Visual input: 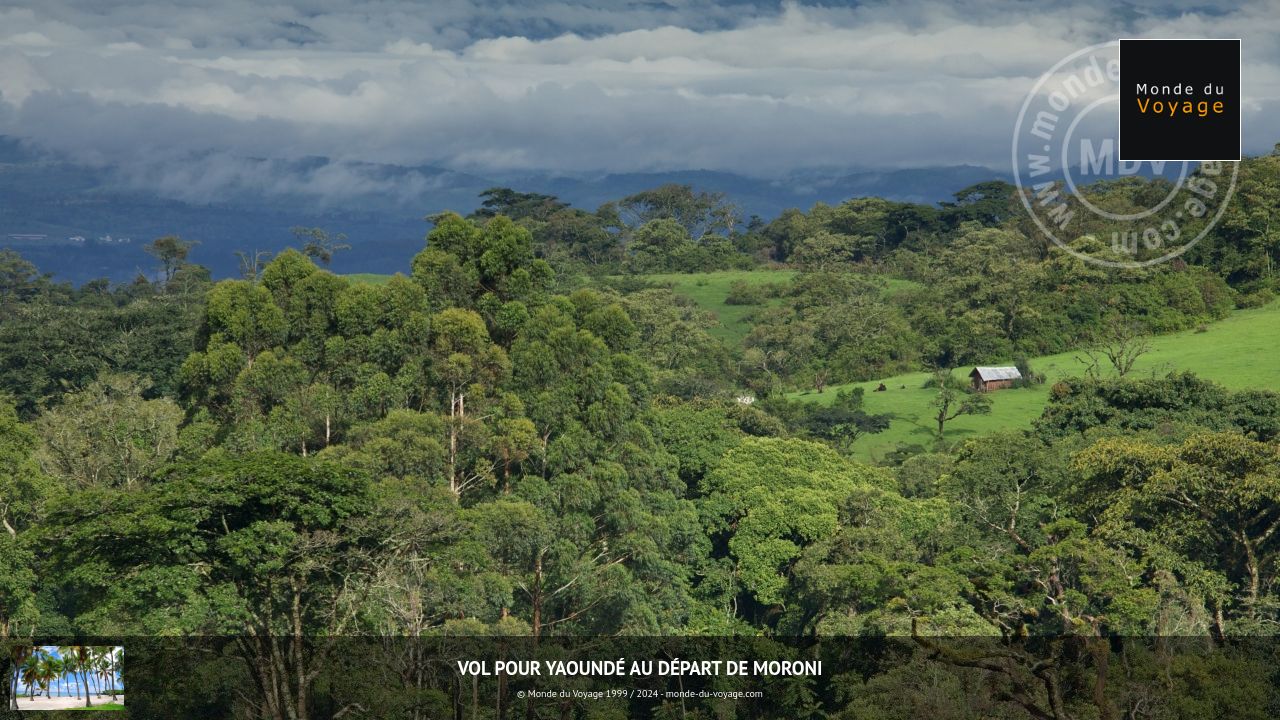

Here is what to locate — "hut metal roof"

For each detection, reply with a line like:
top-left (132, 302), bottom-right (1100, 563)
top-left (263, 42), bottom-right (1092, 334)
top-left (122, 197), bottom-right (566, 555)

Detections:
top-left (971, 366), bottom-right (1022, 381)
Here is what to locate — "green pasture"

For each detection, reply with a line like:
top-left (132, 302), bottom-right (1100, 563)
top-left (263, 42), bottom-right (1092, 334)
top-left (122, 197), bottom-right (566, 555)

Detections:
top-left (638, 270), bottom-right (795, 343)
top-left (792, 300), bottom-right (1280, 463)
top-left (639, 270), bottom-right (918, 344)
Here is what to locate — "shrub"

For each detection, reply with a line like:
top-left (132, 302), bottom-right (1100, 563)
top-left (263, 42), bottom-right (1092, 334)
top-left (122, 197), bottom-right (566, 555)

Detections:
top-left (725, 280), bottom-right (768, 306)
top-left (1014, 356), bottom-right (1045, 387)
top-left (1238, 288), bottom-right (1276, 309)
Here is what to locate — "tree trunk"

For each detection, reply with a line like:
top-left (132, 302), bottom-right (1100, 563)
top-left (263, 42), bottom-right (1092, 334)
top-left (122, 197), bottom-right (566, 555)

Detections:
top-left (497, 670), bottom-right (507, 720)
top-left (531, 552), bottom-right (544, 639)
top-left (1088, 638), bottom-right (1117, 720)
top-left (290, 584), bottom-right (307, 717)
top-left (448, 391), bottom-right (463, 498)
top-left (1241, 532), bottom-right (1262, 612)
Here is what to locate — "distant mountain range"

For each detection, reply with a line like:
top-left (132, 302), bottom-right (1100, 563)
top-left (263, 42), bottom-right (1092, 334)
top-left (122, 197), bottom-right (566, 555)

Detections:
top-left (0, 136), bottom-right (1006, 283)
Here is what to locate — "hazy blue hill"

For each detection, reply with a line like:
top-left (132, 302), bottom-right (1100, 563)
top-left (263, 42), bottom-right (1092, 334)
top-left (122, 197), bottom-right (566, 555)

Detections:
top-left (0, 137), bottom-right (1007, 283)
top-left (493, 165), bottom-right (1007, 218)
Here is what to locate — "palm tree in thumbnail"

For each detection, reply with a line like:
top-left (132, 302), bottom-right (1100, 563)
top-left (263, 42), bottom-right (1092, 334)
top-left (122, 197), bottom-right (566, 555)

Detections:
top-left (10, 645), bottom-right (34, 710)
top-left (19, 653), bottom-right (40, 700)
top-left (37, 655), bottom-right (62, 698)
top-left (60, 645), bottom-right (94, 707)
top-left (94, 648), bottom-right (117, 701)
top-left (108, 646), bottom-right (120, 701)
top-left (60, 649), bottom-right (80, 699)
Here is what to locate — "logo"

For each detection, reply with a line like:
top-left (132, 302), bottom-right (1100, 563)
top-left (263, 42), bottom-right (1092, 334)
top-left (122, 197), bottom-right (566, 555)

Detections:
top-left (1119, 39), bottom-right (1241, 162)
top-left (1012, 41), bottom-right (1238, 268)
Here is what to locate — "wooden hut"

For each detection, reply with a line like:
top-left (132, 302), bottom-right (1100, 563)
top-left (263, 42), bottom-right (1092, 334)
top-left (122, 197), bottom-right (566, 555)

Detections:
top-left (969, 366), bottom-right (1022, 392)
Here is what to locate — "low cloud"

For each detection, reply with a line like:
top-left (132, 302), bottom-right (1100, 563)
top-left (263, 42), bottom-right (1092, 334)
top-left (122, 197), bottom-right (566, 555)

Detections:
top-left (2, 0), bottom-right (1278, 202)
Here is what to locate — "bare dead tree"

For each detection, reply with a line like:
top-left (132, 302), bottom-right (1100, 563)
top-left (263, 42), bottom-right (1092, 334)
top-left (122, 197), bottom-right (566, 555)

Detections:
top-left (1095, 315), bottom-right (1152, 377)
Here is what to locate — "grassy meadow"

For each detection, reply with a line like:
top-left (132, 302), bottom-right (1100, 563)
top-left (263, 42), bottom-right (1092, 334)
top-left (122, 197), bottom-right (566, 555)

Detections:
top-left (638, 270), bottom-right (795, 343)
top-left (637, 269), bottom-right (918, 344)
top-left (792, 300), bottom-right (1280, 462)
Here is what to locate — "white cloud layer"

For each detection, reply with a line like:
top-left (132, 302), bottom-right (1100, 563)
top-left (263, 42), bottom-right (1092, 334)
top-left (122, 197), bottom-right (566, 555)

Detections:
top-left (2, 0), bottom-right (1279, 191)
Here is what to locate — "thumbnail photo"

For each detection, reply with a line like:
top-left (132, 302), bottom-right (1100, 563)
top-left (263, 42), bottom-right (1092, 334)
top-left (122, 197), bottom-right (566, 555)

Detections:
top-left (8, 647), bottom-right (123, 712)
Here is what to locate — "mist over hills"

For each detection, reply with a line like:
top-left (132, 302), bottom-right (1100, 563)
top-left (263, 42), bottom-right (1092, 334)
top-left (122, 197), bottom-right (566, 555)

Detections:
top-left (0, 136), bottom-right (1006, 283)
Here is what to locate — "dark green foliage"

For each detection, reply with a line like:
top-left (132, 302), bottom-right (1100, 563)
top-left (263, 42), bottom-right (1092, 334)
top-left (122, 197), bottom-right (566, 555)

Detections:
top-left (43, 451), bottom-right (374, 633)
top-left (1037, 372), bottom-right (1280, 442)
top-left (760, 388), bottom-right (892, 453)
top-left (470, 187), bottom-right (569, 222)
top-left (743, 271), bottom-right (917, 390)
top-left (1013, 356), bottom-right (1044, 387)
top-left (615, 184), bottom-right (738, 239)
top-left (0, 272), bottom-right (204, 418)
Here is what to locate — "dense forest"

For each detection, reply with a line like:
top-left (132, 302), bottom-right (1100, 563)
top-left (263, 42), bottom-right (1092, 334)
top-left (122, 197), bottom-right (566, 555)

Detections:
top-left (3, 151), bottom-right (1280, 719)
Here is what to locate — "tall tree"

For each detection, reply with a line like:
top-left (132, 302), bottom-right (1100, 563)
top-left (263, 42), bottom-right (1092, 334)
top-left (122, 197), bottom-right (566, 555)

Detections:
top-left (615, 184), bottom-right (738, 239)
top-left (429, 308), bottom-right (511, 499)
top-left (143, 236), bottom-right (198, 283)
top-left (1077, 432), bottom-right (1280, 632)
top-left (701, 437), bottom-right (894, 612)
top-left (469, 188), bottom-right (568, 222)
top-left (291, 227), bottom-right (351, 267)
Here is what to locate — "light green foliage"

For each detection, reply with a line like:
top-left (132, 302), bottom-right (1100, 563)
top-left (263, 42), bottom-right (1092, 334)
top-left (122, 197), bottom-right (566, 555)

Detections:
top-left (702, 437), bottom-right (893, 605)
top-left (203, 279), bottom-right (287, 361)
top-left (412, 212), bottom-right (552, 312)
top-left (784, 482), bottom-right (980, 636)
top-left (36, 374), bottom-right (183, 490)
top-left (627, 218), bottom-right (695, 273)
top-left (0, 398), bottom-right (48, 535)
top-left (651, 404), bottom-right (743, 488)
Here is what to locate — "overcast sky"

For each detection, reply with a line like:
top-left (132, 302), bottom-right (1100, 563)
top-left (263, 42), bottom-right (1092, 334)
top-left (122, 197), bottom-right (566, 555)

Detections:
top-left (2, 0), bottom-right (1279, 187)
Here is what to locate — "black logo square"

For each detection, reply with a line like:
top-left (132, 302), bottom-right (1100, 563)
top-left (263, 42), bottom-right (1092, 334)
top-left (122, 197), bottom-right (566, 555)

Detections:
top-left (1119, 39), bottom-right (1240, 161)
